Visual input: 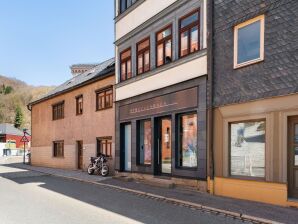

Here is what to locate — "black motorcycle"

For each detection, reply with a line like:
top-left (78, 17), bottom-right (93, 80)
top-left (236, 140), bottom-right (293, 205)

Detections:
top-left (87, 154), bottom-right (109, 177)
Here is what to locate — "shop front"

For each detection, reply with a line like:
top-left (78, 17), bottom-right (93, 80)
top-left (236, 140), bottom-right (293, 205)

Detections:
top-left (115, 77), bottom-right (207, 181)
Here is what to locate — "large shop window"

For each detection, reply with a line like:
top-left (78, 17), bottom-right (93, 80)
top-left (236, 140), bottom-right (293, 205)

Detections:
top-left (137, 38), bottom-right (150, 75)
top-left (97, 137), bottom-right (112, 157)
top-left (156, 25), bottom-right (172, 67)
top-left (53, 141), bottom-right (64, 157)
top-left (234, 15), bottom-right (265, 68)
top-left (179, 10), bottom-right (200, 57)
top-left (178, 113), bottom-right (198, 168)
top-left (229, 120), bottom-right (265, 178)
top-left (96, 87), bottom-right (113, 110)
top-left (138, 120), bottom-right (152, 165)
top-left (52, 101), bottom-right (64, 120)
top-left (120, 48), bottom-right (132, 81)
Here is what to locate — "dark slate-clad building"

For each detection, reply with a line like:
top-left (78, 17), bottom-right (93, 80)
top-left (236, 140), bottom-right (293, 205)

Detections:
top-left (210, 0), bottom-right (298, 206)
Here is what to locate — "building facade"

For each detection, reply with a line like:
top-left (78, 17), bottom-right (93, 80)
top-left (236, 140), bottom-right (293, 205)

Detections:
top-left (0, 123), bottom-right (31, 156)
top-left (114, 0), bottom-right (208, 188)
top-left (211, 0), bottom-right (298, 206)
top-left (29, 59), bottom-right (116, 171)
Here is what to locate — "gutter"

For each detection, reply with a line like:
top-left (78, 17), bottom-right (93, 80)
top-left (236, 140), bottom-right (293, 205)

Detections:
top-left (207, 0), bottom-right (215, 186)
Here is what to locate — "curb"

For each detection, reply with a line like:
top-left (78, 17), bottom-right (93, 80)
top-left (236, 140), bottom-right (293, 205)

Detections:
top-left (15, 165), bottom-right (282, 224)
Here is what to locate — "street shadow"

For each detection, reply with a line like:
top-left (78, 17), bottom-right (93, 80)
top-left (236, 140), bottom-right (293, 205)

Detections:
top-left (0, 163), bottom-right (194, 224)
top-left (1, 163), bottom-right (298, 224)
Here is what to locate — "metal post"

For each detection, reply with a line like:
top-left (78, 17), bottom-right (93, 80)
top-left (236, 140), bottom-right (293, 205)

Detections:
top-left (23, 141), bottom-right (25, 164)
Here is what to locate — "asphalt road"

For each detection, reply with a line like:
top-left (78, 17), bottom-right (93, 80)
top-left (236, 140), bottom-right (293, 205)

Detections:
top-left (0, 164), bottom-right (246, 224)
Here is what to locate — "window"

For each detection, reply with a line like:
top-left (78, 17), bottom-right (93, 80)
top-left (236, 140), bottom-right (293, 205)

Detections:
top-left (137, 38), bottom-right (150, 75)
top-left (53, 141), bottom-right (64, 157)
top-left (156, 25), bottom-right (172, 67)
top-left (178, 113), bottom-right (198, 168)
top-left (52, 101), bottom-right (64, 120)
top-left (120, 0), bottom-right (138, 14)
top-left (97, 137), bottom-right (112, 157)
top-left (76, 95), bottom-right (83, 115)
top-left (96, 87), bottom-right (113, 110)
top-left (138, 120), bottom-right (152, 165)
top-left (120, 48), bottom-right (132, 81)
top-left (230, 120), bottom-right (265, 178)
top-left (179, 10), bottom-right (200, 57)
top-left (234, 15), bottom-right (265, 68)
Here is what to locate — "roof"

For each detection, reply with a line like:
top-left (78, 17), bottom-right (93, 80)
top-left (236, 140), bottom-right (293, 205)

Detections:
top-left (29, 58), bottom-right (115, 106)
top-left (0, 123), bottom-right (24, 136)
top-left (70, 63), bottom-right (99, 68)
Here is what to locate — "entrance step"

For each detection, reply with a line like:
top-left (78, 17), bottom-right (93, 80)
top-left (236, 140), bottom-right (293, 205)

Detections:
top-left (112, 175), bottom-right (134, 182)
top-left (140, 177), bottom-right (175, 189)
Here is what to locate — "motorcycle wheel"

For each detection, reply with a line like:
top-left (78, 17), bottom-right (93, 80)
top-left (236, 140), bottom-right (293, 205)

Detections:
top-left (87, 164), bottom-right (94, 175)
top-left (100, 164), bottom-right (109, 177)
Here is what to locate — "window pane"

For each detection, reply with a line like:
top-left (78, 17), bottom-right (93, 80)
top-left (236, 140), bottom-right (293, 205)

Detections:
top-left (138, 39), bottom-right (149, 52)
top-left (127, 60), bottom-right (132, 79)
top-left (120, 0), bottom-right (126, 13)
top-left (181, 12), bottom-right (199, 28)
top-left (121, 49), bottom-right (131, 60)
top-left (157, 43), bottom-right (164, 66)
top-left (179, 114), bottom-right (197, 167)
top-left (139, 120), bottom-right (152, 165)
top-left (165, 40), bottom-right (172, 64)
top-left (157, 28), bottom-right (171, 41)
top-left (138, 54), bottom-right (143, 74)
top-left (190, 26), bottom-right (199, 53)
top-left (144, 50), bottom-right (150, 72)
top-left (121, 62), bottom-right (126, 81)
top-left (237, 20), bottom-right (261, 64)
top-left (180, 31), bottom-right (189, 57)
top-left (230, 121), bottom-right (265, 177)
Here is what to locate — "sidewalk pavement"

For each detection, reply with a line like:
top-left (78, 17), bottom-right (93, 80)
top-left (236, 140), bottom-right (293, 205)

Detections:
top-left (6, 162), bottom-right (298, 224)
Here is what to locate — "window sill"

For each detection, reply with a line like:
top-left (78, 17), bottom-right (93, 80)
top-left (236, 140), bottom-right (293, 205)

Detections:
top-left (234, 57), bottom-right (264, 69)
top-left (52, 156), bottom-right (65, 159)
top-left (96, 107), bottom-right (113, 112)
top-left (228, 175), bottom-right (265, 182)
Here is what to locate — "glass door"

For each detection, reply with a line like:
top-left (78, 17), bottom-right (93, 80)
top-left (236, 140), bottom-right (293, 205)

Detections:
top-left (288, 116), bottom-right (298, 198)
top-left (159, 117), bottom-right (172, 174)
top-left (124, 124), bottom-right (132, 171)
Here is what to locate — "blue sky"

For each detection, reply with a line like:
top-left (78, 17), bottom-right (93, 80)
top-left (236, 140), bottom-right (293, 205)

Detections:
top-left (0, 0), bottom-right (114, 86)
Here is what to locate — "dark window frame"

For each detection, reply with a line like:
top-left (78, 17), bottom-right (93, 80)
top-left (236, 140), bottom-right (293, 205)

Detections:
top-left (52, 101), bottom-right (65, 120)
top-left (178, 9), bottom-right (200, 58)
top-left (156, 24), bottom-right (173, 67)
top-left (53, 140), bottom-right (64, 158)
top-left (120, 48), bottom-right (132, 82)
top-left (176, 112), bottom-right (198, 170)
top-left (97, 137), bottom-right (112, 157)
top-left (136, 37), bottom-right (150, 75)
top-left (95, 86), bottom-right (113, 111)
top-left (75, 95), bottom-right (83, 116)
top-left (136, 119), bottom-right (152, 166)
top-left (119, 0), bottom-right (138, 14)
top-left (228, 118), bottom-right (266, 180)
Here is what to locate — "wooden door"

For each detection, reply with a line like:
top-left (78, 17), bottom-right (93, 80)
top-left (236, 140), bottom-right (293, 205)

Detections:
top-left (288, 116), bottom-right (298, 198)
top-left (77, 141), bottom-right (83, 170)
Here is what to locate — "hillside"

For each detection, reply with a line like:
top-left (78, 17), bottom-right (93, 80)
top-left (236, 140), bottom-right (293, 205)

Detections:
top-left (0, 75), bottom-right (54, 129)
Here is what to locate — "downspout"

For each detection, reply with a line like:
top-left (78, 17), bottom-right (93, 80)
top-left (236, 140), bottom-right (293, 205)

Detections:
top-left (207, 0), bottom-right (215, 194)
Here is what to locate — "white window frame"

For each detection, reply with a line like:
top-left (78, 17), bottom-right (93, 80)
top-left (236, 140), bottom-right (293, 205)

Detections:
top-left (234, 15), bottom-right (265, 69)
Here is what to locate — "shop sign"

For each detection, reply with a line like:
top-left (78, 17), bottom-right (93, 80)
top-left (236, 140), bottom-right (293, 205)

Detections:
top-left (119, 87), bottom-right (198, 120)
